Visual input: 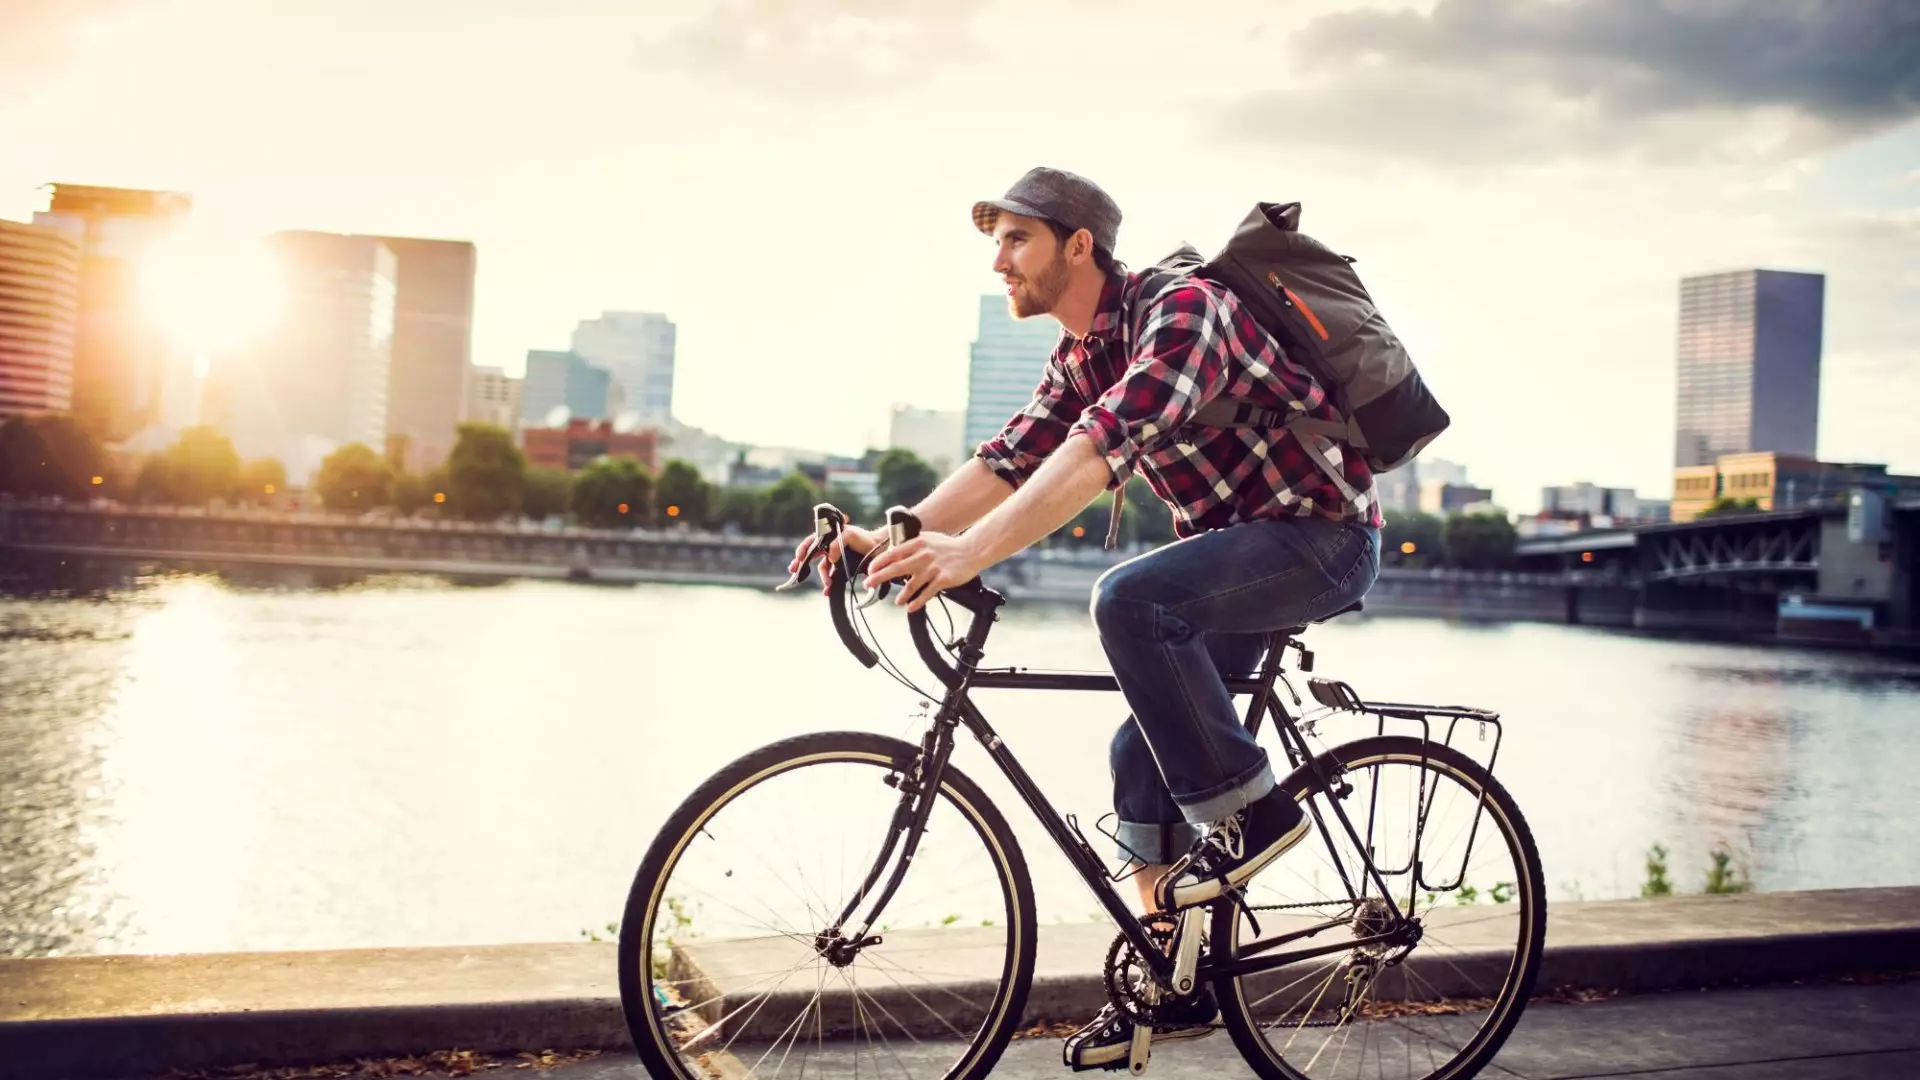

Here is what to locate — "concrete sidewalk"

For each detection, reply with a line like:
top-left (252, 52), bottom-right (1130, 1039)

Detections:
top-left (4, 887), bottom-right (1919, 1079)
top-left (322, 978), bottom-right (1920, 1080)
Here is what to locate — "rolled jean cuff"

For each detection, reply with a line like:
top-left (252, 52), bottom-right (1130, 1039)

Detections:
top-left (1113, 820), bottom-right (1205, 865)
top-left (1175, 759), bottom-right (1276, 826)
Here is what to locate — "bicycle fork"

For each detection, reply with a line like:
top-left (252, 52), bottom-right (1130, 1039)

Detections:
top-left (819, 715), bottom-right (960, 956)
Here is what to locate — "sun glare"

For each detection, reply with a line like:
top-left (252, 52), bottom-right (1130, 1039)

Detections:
top-left (139, 229), bottom-right (285, 354)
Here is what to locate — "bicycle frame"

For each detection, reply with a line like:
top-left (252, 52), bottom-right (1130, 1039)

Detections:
top-left (820, 573), bottom-right (1426, 989)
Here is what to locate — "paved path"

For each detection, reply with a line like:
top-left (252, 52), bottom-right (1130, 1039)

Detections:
top-left (333, 980), bottom-right (1918, 1080)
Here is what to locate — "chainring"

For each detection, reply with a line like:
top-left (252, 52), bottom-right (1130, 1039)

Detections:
top-left (1102, 916), bottom-right (1182, 1026)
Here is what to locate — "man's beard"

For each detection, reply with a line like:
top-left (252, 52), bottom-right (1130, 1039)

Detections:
top-left (1009, 251), bottom-right (1070, 318)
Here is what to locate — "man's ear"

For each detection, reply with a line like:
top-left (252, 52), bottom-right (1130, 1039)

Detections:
top-left (1073, 228), bottom-right (1093, 263)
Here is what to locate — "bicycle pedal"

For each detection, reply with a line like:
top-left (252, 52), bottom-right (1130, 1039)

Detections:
top-left (1127, 1021), bottom-right (1151, 1075)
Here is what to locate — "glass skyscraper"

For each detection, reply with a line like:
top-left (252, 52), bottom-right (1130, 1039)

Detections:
top-left (963, 296), bottom-right (1062, 457)
top-left (1673, 269), bottom-right (1824, 469)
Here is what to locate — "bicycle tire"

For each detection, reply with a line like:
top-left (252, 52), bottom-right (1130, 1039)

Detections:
top-left (617, 730), bottom-right (1038, 1080)
top-left (1212, 734), bottom-right (1547, 1080)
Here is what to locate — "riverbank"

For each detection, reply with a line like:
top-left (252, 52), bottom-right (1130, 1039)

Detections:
top-left (5, 886), bottom-right (1918, 1079)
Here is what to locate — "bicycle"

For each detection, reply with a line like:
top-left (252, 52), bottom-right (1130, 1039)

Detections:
top-left (617, 504), bottom-right (1546, 1080)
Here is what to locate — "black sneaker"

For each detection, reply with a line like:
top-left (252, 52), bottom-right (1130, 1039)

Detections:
top-left (1062, 989), bottom-right (1218, 1071)
top-left (1154, 788), bottom-right (1309, 911)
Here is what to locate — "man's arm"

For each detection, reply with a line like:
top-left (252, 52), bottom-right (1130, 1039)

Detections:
top-left (955, 435), bottom-right (1111, 567)
top-left (905, 457), bottom-right (1015, 534)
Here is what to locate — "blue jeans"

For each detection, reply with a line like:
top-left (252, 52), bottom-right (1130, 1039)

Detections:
top-left (1090, 515), bottom-right (1381, 864)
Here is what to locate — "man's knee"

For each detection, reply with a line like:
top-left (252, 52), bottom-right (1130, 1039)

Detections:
top-left (1091, 560), bottom-right (1163, 637)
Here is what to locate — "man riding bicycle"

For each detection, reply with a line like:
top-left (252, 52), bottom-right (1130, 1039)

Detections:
top-left (787, 165), bottom-right (1383, 1069)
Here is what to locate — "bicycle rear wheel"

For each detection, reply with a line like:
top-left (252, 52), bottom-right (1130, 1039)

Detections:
top-left (618, 731), bottom-right (1037, 1080)
top-left (1212, 735), bottom-right (1547, 1080)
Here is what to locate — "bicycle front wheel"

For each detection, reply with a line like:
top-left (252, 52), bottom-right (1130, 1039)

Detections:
top-left (1212, 735), bottom-right (1547, 1080)
top-left (618, 731), bottom-right (1037, 1080)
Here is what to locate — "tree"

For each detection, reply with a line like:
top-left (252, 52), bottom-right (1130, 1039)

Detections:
top-left (874, 447), bottom-right (938, 511)
top-left (0, 413), bottom-right (107, 499)
top-left (445, 423), bottom-right (525, 521)
top-left (761, 471), bottom-right (820, 536)
top-left (823, 483), bottom-right (870, 524)
top-left (571, 456), bottom-right (653, 528)
top-left (160, 426), bottom-right (242, 506)
top-left (523, 467), bottom-right (574, 521)
top-left (392, 473), bottom-right (431, 516)
top-left (1383, 511), bottom-right (1446, 567)
top-left (712, 487), bottom-right (766, 534)
top-left (1442, 512), bottom-right (1517, 571)
top-left (655, 459), bottom-right (713, 527)
top-left (131, 456), bottom-right (174, 505)
top-left (1698, 497), bottom-right (1762, 518)
top-left (1122, 474), bottom-right (1176, 547)
top-left (234, 458), bottom-right (287, 506)
top-left (314, 442), bottom-right (395, 513)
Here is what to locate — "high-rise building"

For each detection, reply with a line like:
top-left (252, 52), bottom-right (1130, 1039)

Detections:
top-left (466, 365), bottom-right (522, 430)
top-left (1673, 269), bottom-right (1824, 469)
top-left (204, 231), bottom-right (396, 484)
top-left (371, 236), bottom-right (476, 473)
top-left (571, 311), bottom-right (675, 425)
top-left (888, 405), bottom-right (964, 475)
top-left (963, 296), bottom-right (1060, 455)
top-left (30, 184), bottom-right (192, 443)
top-left (0, 220), bottom-right (82, 418)
top-left (521, 349), bottom-right (613, 426)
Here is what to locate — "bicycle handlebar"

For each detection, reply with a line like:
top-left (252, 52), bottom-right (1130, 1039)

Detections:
top-left (777, 502), bottom-right (998, 687)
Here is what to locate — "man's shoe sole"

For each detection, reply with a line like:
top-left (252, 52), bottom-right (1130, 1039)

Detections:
top-left (1158, 816), bottom-right (1311, 910)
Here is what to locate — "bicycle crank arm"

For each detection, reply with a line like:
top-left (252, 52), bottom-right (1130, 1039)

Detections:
top-left (1128, 1021), bottom-right (1151, 1075)
top-left (1170, 905), bottom-right (1206, 996)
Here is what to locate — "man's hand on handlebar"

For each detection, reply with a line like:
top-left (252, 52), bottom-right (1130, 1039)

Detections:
top-left (861, 530), bottom-right (988, 613)
top-left (786, 522), bottom-right (884, 595)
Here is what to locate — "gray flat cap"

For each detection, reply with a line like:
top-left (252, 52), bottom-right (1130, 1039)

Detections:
top-left (971, 166), bottom-right (1121, 255)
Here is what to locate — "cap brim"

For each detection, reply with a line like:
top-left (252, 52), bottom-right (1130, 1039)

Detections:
top-left (971, 198), bottom-right (1048, 235)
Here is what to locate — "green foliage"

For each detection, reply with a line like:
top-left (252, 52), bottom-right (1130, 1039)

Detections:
top-left (445, 423), bottom-right (525, 521)
top-left (158, 426), bottom-right (242, 506)
top-left (874, 447), bottom-right (938, 511)
top-left (522, 467), bottom-right (574, 521)
top-left (1699, 497), bottom-right (1762, 518)
top-left (1703, 844), bottom-right (1751, 894)
top-left (823, 483), bottom-right (870, 524)
top-left (654, 459), bottom-right (713, 527)
top-left (234, 458), bottom-right (286, 506)
top-left (760, 471), bottom-right (821, 537)
top-left (314, 443), bottom-right (395, 513)
top-left (712, 486), bottom-right (766, 534)
top-left (1443, 511), bottom-right (1517, 571)
top-left (1383, 511), bottom-right (1446, 566)
top-left (392, 473), bottom-right (431, 516)
top-left (1641, 844), bottom-right (1673, 898)
top-left (571, 456), bottom-right (653, 528)
top-left (0, 413), bottom-right (107, 499)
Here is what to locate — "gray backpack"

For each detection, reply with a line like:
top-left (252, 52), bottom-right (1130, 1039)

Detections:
top-left (1128, 201), bottom-right (1450, 504)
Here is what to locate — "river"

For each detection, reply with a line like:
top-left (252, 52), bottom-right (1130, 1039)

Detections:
top-left (4, 562), bottom-right (1918, 958)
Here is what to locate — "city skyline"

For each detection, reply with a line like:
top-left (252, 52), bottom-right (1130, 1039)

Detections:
top-left (2, 1), bottom-right (1915, 515)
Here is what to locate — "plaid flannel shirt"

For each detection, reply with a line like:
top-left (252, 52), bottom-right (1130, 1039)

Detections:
top-left (975, 271), bottom-right (1382, 542)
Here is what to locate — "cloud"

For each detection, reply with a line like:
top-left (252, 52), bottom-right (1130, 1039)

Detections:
top-left (633, 0), bottom-right (994, 101)
top-left (1220, 0), bottom-right (1920, 165)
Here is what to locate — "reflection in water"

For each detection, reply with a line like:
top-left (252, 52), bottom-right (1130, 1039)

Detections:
top-left (2, 564), bottom-right (1919, 958)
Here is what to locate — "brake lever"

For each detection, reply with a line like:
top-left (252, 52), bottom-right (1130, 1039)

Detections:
top-left (775, 503), bottom-right (850, 593)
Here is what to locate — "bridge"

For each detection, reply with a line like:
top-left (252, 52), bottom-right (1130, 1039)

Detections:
top-left (1515, 496), bottom-right (1920, 647)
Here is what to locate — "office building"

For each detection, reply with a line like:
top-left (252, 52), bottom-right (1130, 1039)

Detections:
top-left (0, 220), bottom-right (82, 418)
top-left (571, 311), bottom-right (675, 425)
top-left (963, 296), bottom-right (1060, 454)
top-left (373, 236), bottom-right (476, 473)
top-left (1671, 452), bottom-right (1920, 523)
top-left (1540, 482), bottom-right (1667, 524)
top-left (30, 184), bottom-right (192, 443)
top-left (888, 404), bottom-right (964, 474)
top-left (1674, 269), bottom-right (1824, 469)
top-left (205, 231), bottom-right (396, 484)
top-left (521, 349), bottom-right (614, 425)
top-left (466, 365), bottom-right (522, 430)
top-left (1375, 458), bottom-right (1470, 515)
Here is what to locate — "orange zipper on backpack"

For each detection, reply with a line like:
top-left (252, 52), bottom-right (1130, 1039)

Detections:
top-left (1268, 271), bottom-right (1330, 341)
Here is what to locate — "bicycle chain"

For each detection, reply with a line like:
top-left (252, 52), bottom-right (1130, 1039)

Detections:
top-left (1226, 897), bottom-right (1384, 1030)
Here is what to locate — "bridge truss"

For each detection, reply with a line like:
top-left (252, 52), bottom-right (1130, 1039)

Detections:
top-left (1645, 514), bottom-right (1819, 581)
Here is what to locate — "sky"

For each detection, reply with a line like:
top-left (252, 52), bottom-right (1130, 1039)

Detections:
top-left (2, 0), bottom-right (1915, 513)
